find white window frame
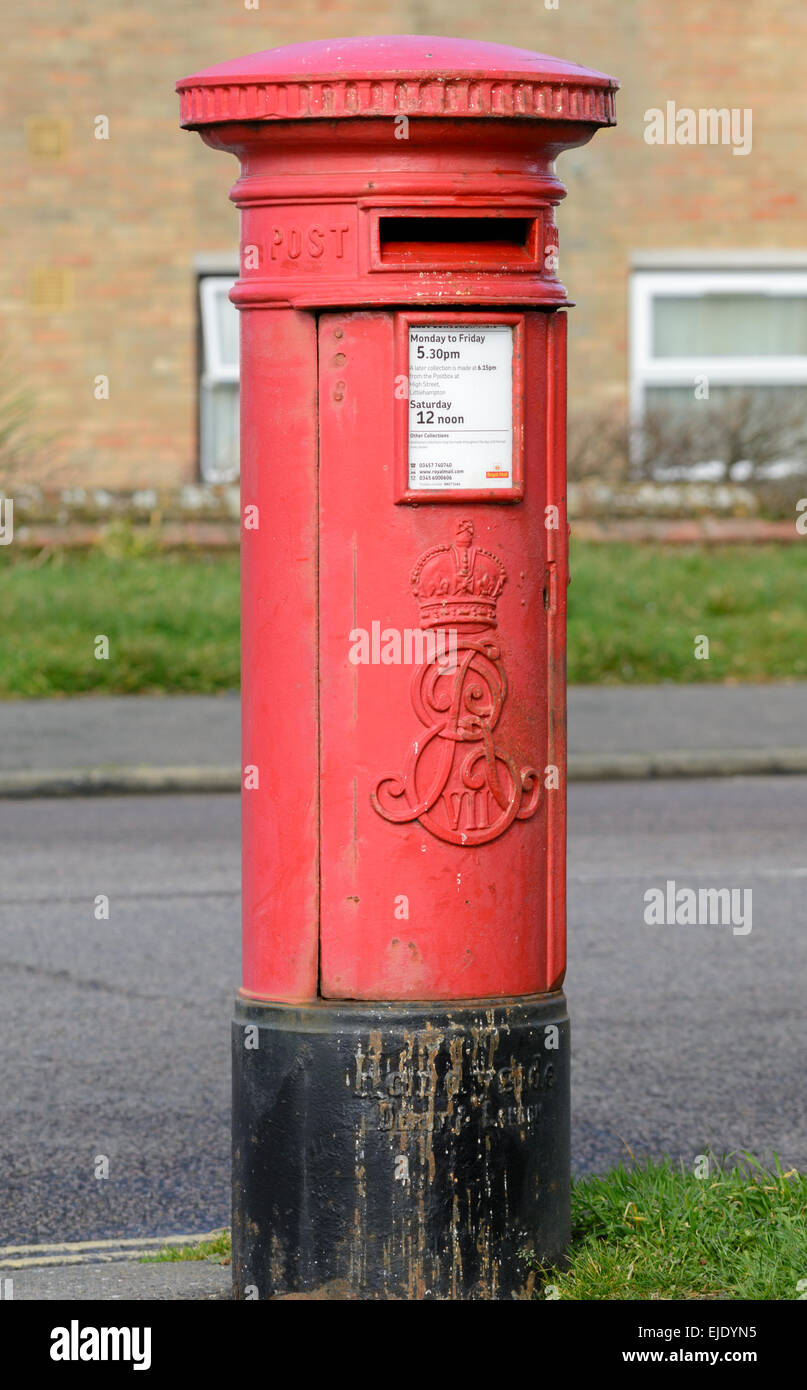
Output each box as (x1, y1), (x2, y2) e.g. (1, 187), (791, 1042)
(198, 274), (239, 482)
(629, 269), (807, 451)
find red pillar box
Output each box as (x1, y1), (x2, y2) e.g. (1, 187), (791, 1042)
(178, 35), (617, 1301)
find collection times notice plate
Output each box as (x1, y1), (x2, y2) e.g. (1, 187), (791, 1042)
(407, 325), (514, 492)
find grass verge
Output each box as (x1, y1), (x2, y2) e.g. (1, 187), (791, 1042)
(528, 1156), (807, 1300)
(141, 1229), (231, 1265)
(567, 541), (807, 683)
(1, 541), (806, 695)
(142, 1159), (806, 1300)
(0, 548), (240, 696)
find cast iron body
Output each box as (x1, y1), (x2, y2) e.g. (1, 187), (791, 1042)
(178, 34), (617, 1300)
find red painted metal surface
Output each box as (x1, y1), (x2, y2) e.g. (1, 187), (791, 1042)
(239, 308), (319, 1000)
(177, 33), (617, 97)
(178, 37), (616, 1003)
(179, 36), (617, 315)
(318, 310), (566, 999)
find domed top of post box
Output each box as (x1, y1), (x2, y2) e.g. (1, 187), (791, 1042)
(177, 34), (618, 128)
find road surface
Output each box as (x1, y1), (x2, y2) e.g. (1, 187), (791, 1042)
(1, 778), (804, 1244)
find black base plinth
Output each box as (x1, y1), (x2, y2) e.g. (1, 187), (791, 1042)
(232, 992), (570, 1300)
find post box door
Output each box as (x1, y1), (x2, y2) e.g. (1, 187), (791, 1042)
(317, 308), (566, 1001)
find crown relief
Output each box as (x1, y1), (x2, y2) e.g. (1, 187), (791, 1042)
(410, 520), (507, 630)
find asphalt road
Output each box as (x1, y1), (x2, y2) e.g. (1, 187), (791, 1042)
(1, 795), (239, 1246)
(568, 775), (807, 1176)
(1, 779), (805, 1245)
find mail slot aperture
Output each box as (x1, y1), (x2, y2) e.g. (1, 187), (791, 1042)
(369, 208), (541, 271)
(377, 214), (537, 268)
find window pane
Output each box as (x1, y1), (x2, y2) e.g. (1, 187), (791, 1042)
(200, 381), (240, 482)
(213, 286), (239, 369)
(199, 278), (239, 373)
(652, 294), (807, 357)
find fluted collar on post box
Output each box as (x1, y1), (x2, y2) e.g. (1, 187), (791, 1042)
(177, 36), (619, 310)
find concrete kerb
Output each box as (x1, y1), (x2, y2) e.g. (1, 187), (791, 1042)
(0, 765), (239, 797)
(2, 749), (807, 798)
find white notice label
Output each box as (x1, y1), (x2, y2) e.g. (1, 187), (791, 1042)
(408, 325), (513, 491)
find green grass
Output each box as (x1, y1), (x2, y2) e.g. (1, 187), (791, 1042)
(143, 1159), (807, 1300)
(0, 540), (805, 695)
(141, 1230), (231, 1265)
(529, 1156), (807, 1301)
(568, 540), (807, 684)
(0, 547), (240, 696)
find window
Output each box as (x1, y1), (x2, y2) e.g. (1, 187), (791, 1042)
(199, 275), (239, 482)
(630, 266), (807, 478)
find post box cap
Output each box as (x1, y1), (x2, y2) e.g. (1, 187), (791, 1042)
(177, 34), (618, 129)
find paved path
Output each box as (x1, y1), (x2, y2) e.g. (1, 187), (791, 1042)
(569, 682), (806, 756)
(0, 694), (239, 772)
(0, 685), (803, 792)
(6, 1261), (230, 1300)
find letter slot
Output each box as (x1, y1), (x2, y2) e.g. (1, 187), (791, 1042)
(374, 213), (539, 270)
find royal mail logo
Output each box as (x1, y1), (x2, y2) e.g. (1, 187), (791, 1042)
(485, 470), (509, 479)
(371, 519), (539, 846)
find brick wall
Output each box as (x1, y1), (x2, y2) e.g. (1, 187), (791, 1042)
(3, 0), (805, 487)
